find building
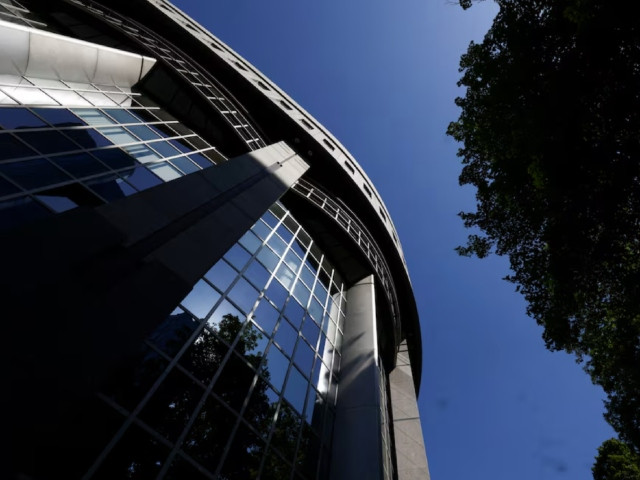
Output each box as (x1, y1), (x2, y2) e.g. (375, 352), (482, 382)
(0, 0), (429, 478)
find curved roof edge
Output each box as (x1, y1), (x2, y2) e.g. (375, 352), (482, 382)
(145, 0), (410, 276)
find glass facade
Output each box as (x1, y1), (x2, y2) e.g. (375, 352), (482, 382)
(0, 83), (225, 230)
(1, 1), (428, 479)
(78, 202), (345, 479)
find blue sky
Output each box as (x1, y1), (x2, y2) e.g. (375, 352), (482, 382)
(172, 1), (615, 478)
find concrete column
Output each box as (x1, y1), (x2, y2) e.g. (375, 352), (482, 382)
(330, 275), (383, 480)
(389, 341), (431, 480)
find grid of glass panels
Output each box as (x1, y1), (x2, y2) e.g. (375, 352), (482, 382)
(83, 202), (346, 480)
(0, 77), (226, 231)
(66, 0), (267, 151)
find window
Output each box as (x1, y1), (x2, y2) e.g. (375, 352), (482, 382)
(322, 138), (335, 151)
(344, 161), (355, 174)
(279, 100), (293, 111)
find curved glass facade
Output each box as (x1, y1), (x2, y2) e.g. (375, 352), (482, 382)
(0, 97), (224, 230)
(81, 202), (345, 479)
(1, 1), (429, 479)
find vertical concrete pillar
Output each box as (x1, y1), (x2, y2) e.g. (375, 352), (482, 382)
(330, 275), (383, 480)
(389, 341), (431, 480)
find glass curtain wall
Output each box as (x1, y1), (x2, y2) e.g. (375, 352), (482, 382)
(0, 87), (225, 230)
(82, 202), (345, 480)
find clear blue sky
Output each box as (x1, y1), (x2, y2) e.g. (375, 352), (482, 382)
(172, 1), (615, 478)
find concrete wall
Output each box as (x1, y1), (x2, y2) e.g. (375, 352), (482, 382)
(330, 275), (384, 480)
(389, 341), (431, 480)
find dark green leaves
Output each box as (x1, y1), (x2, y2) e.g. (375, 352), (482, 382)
(449, 0), (640, 466)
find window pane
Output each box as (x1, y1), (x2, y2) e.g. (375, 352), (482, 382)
(283, 300), (305, 329)
(0, 133), (37, 160)
(238, 230), (262, 254)
(119, 166), (162, 191)
(265, 280), (288, 311)
(251, 219), (271, 240)
(267, 233), (287, 257)
(294, 340), (315, 377)
(256, 246), (279, 272)
(251, 300), (279, 337)
(244, 260), (270, 291)
(103, 108), (140, 124)
(293, 281), (310, 307)
(187, 152), (213, 169)
(204, 259), (237, 293)
(0, 175), (21, 197)
(274, 319), (297, 354)
(32, 108), (82, 127)
(128, 124), (160, 141)
(0, 158), (71, 189)
(0, 107), (46, 129)
(98, 125), (137, 144)
(92, 148), (136, 170)
(227, 277), (259, 314)
(15, 130), (77, 154)
(149, 161), (182, 181)
(169, 156), (199, 174)
(50, 152), (108, 177)
(301, 317), (320, 348)
(73, 108), (115, 125)
(181, 279), (220, 319)
(284, 367), (308, 415)
(150, 141), (181, 158)
(224, 244), (251, 271)
(64, 128), (111, 148)
(207, 299), (242, 330)
(265, 346), (288, 392)
(275, 263), (295, 290)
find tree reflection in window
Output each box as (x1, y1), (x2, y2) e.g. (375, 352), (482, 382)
(98, 312), (287, 478)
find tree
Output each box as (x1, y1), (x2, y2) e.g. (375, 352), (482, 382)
(448, 0), (640, 459)
(593, 439), (640, 480)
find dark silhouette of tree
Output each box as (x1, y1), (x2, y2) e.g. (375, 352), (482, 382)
(448, 0), (640, 468)
(593, 439), (640, 480)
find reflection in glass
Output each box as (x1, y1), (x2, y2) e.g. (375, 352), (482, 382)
(239, 230), (262, 254)
(252, 300), (279, 337)
(274, 319), (298, 354)
(224, 243), (251, 271)
(15, 130), (77, 154)
(87, 203), (346, 478)
(180, 279), (220, 319)
(0, 107), (46, 128)
(50, 152), (108, 177)
(0, 158), (70, 189)
(35, 183), (101, 212)
(204, 259), (236, 293)
(284, 366), (308, 414)
(227, 277), (259, 314)
(265, 346), (288, 393)
(0, 133), (37, 160)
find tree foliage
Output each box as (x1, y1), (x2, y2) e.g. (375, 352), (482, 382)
(593, 439), (640, 480)
(448, 0), (640, 457)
